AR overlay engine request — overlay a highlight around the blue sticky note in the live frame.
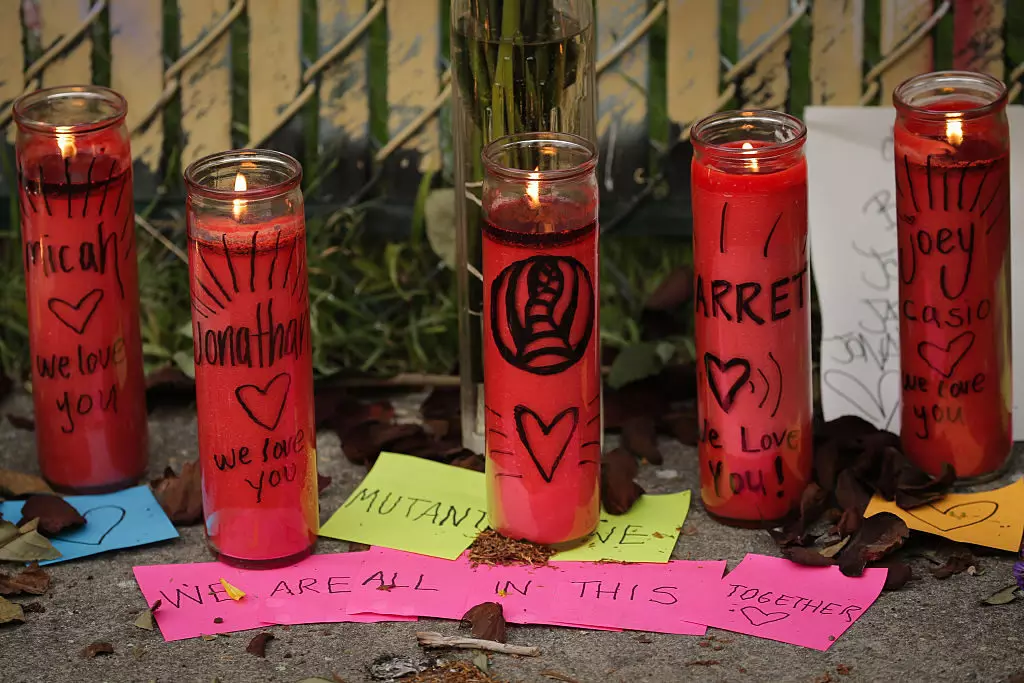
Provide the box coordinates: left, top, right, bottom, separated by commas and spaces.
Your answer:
0, 485, 179, 564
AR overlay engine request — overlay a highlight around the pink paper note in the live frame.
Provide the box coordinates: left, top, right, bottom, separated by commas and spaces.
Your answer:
346, 547, 483, 619
471, 563, 572, 626
679, 554, 887, 650
550, 561, 727, 635
134, 554, 414, 641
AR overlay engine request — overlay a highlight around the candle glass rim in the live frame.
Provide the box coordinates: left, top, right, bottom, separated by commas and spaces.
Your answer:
12, 85, 127, 135
482, 132, 598, 183
184, 149, 303, 201
893, 70, 1007, 121
690, 109, 807, 162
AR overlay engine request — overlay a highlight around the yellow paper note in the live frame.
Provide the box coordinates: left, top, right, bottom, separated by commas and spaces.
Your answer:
320, 452, 488, 559
551, 491, 692, 563
864, 479, 1024, 552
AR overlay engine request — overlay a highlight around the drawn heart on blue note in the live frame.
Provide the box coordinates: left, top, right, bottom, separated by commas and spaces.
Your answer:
52, 505, 126, 546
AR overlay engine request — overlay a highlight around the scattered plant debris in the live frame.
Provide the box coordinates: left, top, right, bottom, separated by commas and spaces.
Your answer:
220, 578, 246, 600
930, 550, 978, 580
317, 473, 333, 495
0, 519, 62, 562
348, 542, 371, 553
460, 602, 506, 643
540, 670, 581, 682
23, 602, 44, 613
877, 560, 913, 591
416, 631, 538, 656
0, 563, 50, 595
134, 600, 161, 630
836, 664, 853, 676
81, 642, 114, 659
246, 632, 275, 657
620, 416, 662, 465
782, 545, 836, 567
6, 414, 34, 431
405, 659, 501, 683
837, 513, 909, 577
17, 495, 85, 536
982, 583, 1022, 606
467, 530, 554, 568
686, 661, 720, 667
367, 654, 428, 680
601, 448, 644, 515
0, 595, 25, 624
150, 460, 203, 525
0, 469, 52, 498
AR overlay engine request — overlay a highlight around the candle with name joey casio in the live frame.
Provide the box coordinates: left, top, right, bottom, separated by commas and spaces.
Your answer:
185, 150, 318, 567
481, 133, 601, 546
13, 86, 148, 493
893, 71, 1011, 481
691, 110, 812, 526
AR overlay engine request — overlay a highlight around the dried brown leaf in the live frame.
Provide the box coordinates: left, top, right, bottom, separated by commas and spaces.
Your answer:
601, 448, 644, 515
246, 632, 274, 657
150, 460, 203, 525
6, 414, 34, 431
0, 563, 50, 595
461, 601, 507, 643
645, 266, 694, 311
0, 528, 62, 562
0, 468, 52, 498
317, 473, 332, 495
661, 407, 698, 446
450, 451, 486, 472
782, 546, 836, 567
621, 416, 662, 465
929, 550, 977, 580
0, 595, 24, 624
895, 463, 956, 509
982, 583, 1022, 606
876, 560, 913, 591
837, 512, 909, 577
17, 494, 85, 535
81, 642, 114, 658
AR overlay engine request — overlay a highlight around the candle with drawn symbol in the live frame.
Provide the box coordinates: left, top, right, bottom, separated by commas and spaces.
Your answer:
691, 111, 812, 526
481, 133, 601, 546
893, 71, 1011, 481
13, 86, 148, 493
185, 150, 318, 567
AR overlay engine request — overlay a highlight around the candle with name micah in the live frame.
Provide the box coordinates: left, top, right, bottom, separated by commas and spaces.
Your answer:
481, 133, 601, 546
185, 150, 318, 567
893, 71, 1011, 481
691, 110, 812, 526
13, 86, 148, 493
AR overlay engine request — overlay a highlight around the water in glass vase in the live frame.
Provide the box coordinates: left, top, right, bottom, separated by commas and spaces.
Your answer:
451, 0, 596, 453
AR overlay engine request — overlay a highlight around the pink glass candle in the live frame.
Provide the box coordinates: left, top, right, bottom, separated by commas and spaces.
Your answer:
481, 133, 601, 546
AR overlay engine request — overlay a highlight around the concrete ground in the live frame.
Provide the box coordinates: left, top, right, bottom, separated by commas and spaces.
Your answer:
1, 390, 1024, 683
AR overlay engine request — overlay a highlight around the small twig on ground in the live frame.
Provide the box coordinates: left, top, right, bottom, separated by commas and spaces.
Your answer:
468, 529, 554, 567
415, 631, 540, 656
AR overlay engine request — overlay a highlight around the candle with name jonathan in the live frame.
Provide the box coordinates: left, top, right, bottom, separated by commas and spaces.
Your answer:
13, 86, 148, 493
893, 71, 1011, 481
691, 111, 812, 526
185, 150, 318, 568
481, 133, 601, 546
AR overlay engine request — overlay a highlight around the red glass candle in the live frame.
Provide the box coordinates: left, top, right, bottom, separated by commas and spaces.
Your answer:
893, 71, 1011, 481
481, 133, 601, 546
185, 150, 318, 567
691, 111, 812, 526
13, 86, 148, 493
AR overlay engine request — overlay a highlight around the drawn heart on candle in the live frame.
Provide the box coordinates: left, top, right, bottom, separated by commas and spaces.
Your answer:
917, 331, 976, 379
51, 505, 126, 546
514, 405, 579, 483
905, 500, 998, 532
47, 288, 104, 335
235, 372, 291, 431
822, 369, 900, 430
740, 606, 789, 627
704, 353, 751, 413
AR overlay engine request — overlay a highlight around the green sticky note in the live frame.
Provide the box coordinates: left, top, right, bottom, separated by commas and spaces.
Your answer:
319, 452, 487, 559
551, 490, 692, 563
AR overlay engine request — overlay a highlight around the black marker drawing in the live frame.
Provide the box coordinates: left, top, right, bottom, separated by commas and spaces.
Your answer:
514, 405, 579, 483
235, 372, 292, 431
767, 352, 783, 418
822, 369, 900, 430
969, 166, 989, 211
740, 606, 789, 627
704, 353, 751, 413
905, 499, 998, 532
918, 331, 975, 379
97, 159, 117, 216
719, 202, 728, 253
52, 505, 126, 546
762, 212, 783, 258
490, 255, 595, 375
903, 155, 920, 212
47, 289, 104, 335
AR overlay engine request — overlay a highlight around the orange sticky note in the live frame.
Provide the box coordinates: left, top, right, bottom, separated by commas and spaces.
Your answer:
864, 479, 1024, 552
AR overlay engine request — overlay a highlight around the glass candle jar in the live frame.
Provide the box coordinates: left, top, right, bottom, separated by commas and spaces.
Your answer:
13, 86, 148, 493
184, 150, 318, 568
690, 110, 812, 527
452, 0, 597, 455
481, 132, 601, 547
893, 71, 1011, 481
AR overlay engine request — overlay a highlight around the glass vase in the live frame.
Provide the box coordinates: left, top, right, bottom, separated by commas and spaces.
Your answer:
451, 0, 597, 453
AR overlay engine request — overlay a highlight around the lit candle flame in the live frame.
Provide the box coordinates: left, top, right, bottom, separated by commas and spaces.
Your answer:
55, 126, 76, 159
526, 169, 541, 209
946, 117, 963, 147
232, 172, 247, 220
742, 141, 758, 172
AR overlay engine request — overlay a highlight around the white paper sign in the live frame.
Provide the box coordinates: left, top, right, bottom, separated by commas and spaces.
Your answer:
807, 105, 1024, 436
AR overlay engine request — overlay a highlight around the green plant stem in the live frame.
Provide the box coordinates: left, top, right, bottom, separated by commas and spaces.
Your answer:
491, 0, 521, 141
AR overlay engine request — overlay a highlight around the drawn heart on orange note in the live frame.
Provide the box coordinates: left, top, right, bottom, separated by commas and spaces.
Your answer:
905, 500, 998, 532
